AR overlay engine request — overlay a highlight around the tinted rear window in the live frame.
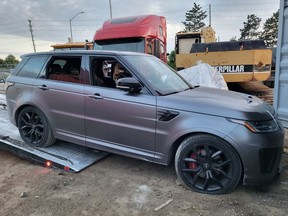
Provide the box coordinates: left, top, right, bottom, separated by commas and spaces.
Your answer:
11, 56, 29, 75
17, 55, 48, 78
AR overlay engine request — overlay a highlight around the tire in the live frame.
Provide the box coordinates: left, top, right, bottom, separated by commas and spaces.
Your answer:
17, 106, 55, 147
175, 134, 242, 194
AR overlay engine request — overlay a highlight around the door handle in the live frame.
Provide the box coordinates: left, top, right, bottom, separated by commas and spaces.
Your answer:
88, 93, 103, 100
37, 85, 49, 91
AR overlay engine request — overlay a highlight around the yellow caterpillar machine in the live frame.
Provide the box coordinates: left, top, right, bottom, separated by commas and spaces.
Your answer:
175, 27, 272, 83
51, 41, 93, 50
175, 27, 274, 104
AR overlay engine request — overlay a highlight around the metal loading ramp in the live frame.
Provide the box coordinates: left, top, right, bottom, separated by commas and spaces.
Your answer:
0, 94, 109, 172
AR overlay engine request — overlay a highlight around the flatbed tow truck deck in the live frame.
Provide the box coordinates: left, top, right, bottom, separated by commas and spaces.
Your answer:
0, 93, 109, 172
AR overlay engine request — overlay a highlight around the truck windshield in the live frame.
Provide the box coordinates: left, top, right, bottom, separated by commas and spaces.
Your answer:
124, 55, 190, 95
93, 38, 145, 52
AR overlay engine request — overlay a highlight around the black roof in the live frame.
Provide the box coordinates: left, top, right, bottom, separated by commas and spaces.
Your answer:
190, 40, 267, 53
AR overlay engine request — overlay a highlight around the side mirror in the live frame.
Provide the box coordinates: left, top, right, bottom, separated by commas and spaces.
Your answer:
116, 77, 142, 94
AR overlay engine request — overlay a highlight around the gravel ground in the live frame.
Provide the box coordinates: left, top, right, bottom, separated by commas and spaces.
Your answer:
0, 147, 287, 216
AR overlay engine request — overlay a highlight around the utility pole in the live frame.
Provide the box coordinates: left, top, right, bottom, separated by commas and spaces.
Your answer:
209, 4, 211, 26
28, 20, 36, 52
109, 0, 112, 19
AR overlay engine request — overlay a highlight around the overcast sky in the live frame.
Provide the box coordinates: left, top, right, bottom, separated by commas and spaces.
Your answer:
0, 0, 280, 59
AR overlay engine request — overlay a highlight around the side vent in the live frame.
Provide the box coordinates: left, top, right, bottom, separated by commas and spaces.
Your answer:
158, 109, 179, 122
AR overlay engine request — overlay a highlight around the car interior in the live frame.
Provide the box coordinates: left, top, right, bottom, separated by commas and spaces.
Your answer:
90, 58, 131, 88
47, 57, 81, 83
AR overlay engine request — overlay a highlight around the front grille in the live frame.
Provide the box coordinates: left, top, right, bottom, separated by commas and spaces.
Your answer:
259, 147, 283, 174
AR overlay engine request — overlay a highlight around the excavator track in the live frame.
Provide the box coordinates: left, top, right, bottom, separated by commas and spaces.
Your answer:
230, 81, 274, 105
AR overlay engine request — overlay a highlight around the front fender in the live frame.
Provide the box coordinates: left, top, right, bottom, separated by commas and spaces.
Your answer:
154, 113, 238, 165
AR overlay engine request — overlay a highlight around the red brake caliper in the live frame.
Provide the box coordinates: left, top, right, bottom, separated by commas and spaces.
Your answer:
189, 153, 197, 169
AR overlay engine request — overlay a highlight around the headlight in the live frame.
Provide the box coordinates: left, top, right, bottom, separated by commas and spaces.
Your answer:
228, 119, 279, 133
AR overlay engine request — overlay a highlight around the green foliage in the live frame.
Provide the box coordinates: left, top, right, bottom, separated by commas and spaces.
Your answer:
260, 10, 279, 47
4, 54, 19, 64
239, 11, 279, 47
0, 54, 19, 70
240, 14, 262, 40
182, 3, 207, 32
167, 51, 176, 69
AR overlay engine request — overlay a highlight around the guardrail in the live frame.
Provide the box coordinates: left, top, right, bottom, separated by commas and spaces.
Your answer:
0, 63, 16, 69
0, 69, 11, 73
0, 64, 15, 73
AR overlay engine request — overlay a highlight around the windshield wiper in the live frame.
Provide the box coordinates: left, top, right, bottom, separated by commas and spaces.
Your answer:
164, 91, 181, 96
184, 87, 193, 91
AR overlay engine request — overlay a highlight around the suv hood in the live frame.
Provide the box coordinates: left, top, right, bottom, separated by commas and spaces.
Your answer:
157, 87, 274, 121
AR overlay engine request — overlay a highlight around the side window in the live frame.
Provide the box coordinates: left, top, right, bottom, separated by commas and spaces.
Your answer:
11, 56, 29, 76
90, 57, 132, 88
47, 57, 82, 84
146, 39, 153, 55
17, 55, 48, 78
159, 25, 163, 36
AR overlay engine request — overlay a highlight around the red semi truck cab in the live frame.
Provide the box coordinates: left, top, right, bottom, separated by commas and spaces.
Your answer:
93, 15, 167, 62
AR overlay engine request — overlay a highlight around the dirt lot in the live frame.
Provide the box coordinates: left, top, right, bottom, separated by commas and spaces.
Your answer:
0, 145, 287, 216
0, 85, 288, 216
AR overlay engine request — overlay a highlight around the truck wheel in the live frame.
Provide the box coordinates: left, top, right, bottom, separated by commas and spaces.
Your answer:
17, 106, 55, 147
175, 134, 242, 194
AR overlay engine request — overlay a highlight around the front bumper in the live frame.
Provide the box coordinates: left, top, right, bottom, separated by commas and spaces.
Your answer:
243, 147, 283, 185
226, 125, 284, 186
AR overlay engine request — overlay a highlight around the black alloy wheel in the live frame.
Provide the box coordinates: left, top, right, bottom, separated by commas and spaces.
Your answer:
17, 106, 55, 147
175, 134, 242, 194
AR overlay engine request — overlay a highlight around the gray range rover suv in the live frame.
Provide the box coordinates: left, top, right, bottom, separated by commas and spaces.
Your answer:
5, 50, 284, 194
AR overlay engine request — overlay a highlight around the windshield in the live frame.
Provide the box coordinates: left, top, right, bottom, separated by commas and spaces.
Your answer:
124, 55, 190, 95
93, 38, 145, 53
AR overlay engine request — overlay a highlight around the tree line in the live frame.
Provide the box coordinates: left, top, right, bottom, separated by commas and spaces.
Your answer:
182, 3, 279, 47
167, 3, 279, 68
0, 54, 19, 66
